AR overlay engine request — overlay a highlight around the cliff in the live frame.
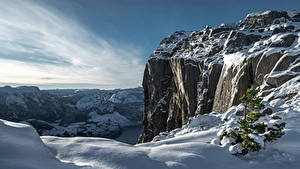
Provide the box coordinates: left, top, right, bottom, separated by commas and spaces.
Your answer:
138, 10, 300, 143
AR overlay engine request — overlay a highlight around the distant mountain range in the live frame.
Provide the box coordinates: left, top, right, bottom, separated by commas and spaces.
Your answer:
0, 86, 143, 138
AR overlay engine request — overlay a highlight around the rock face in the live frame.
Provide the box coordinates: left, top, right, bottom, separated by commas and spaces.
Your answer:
139, 10, 300, 143
0, 86, 143, 138
139, 58, 223, 142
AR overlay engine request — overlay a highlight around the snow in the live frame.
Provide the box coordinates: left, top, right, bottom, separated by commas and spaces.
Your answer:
109, 90, 142, 104
223, 52, 245, 74
246, 10, 272, 18
220, 136, 235, 147
40, 112, 125, 138
88, 111, 131, 127
1, 116, 300, 169
229, 143, 243, 154
248, 134, 265, 147
0, 119, 77, 169
265, 76, 300, 101
76, 95, 115, 112
5, 94, 25, 105
287, 10, 300, 18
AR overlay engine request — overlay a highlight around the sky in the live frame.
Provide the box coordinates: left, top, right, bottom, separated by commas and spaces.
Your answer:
0, 0, 300, 89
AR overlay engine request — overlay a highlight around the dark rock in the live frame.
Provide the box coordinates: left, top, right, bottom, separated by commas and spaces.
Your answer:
244, 11, 290, 29
138, 57, 222, 143
258, 29, 264, 32
286, 25, 295, 30
274, 20, 281, 24
270, 34, 297, 47
260, 90, 274, 97
275, 92, 298, 100
138, 59, 173, 143
210, 27, 233, 37
26, 119, 54, 134
291, 64, 300, 72
273, 54, 300, 71
272, 27, 287, 35
224, 32, 261, 53
292, 13, 300, 22
271, 115, 282, 120
262, 107, 273, 115
266, 73, 297, 87
236, 109, 244, 116
255, 52, 283, 84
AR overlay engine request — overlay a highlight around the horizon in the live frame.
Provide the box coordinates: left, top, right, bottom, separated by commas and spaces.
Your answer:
1, 0, 300, 89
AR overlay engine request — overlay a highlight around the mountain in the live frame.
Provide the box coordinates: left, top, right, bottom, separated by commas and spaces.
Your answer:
0, 86, 143, 138
138, 10, 300, 143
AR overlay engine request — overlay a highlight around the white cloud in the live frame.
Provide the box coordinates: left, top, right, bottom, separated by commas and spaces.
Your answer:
0, 0, 145, 89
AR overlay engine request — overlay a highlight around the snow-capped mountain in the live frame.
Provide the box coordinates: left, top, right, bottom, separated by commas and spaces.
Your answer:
0, 86, 143, 138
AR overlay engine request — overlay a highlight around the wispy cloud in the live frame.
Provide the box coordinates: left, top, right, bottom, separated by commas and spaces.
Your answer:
0, 0, 145, 89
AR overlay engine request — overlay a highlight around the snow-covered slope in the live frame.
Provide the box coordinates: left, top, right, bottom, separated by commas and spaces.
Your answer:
153, 92, 300, 160
0, 86, 143, 138
1, 117, 299, 169
0, 119, 78, 169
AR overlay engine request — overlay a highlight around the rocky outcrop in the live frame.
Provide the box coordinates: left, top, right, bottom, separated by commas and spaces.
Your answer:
139, 10, 300, 143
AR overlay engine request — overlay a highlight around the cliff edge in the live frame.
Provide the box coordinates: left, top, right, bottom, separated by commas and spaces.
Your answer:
139, 10, 300, 143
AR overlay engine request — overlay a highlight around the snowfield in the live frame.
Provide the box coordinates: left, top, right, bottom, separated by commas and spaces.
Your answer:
1, 92, 300, 169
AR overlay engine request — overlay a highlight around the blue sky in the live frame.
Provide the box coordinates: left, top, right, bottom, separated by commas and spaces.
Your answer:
0, 0, 299, 89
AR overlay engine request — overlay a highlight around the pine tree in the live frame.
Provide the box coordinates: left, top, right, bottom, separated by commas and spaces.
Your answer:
240, 87, 265, 120
220, 87, 285, 155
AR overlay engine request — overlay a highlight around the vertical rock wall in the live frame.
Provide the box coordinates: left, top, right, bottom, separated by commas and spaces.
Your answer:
139, 10, 300, 143
138, 58, 222, 143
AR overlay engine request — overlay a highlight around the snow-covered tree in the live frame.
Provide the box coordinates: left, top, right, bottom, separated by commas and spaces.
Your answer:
220, 87, 285, 155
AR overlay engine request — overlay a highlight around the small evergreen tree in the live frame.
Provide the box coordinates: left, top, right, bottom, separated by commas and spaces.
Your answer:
220, 87, 285, 155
